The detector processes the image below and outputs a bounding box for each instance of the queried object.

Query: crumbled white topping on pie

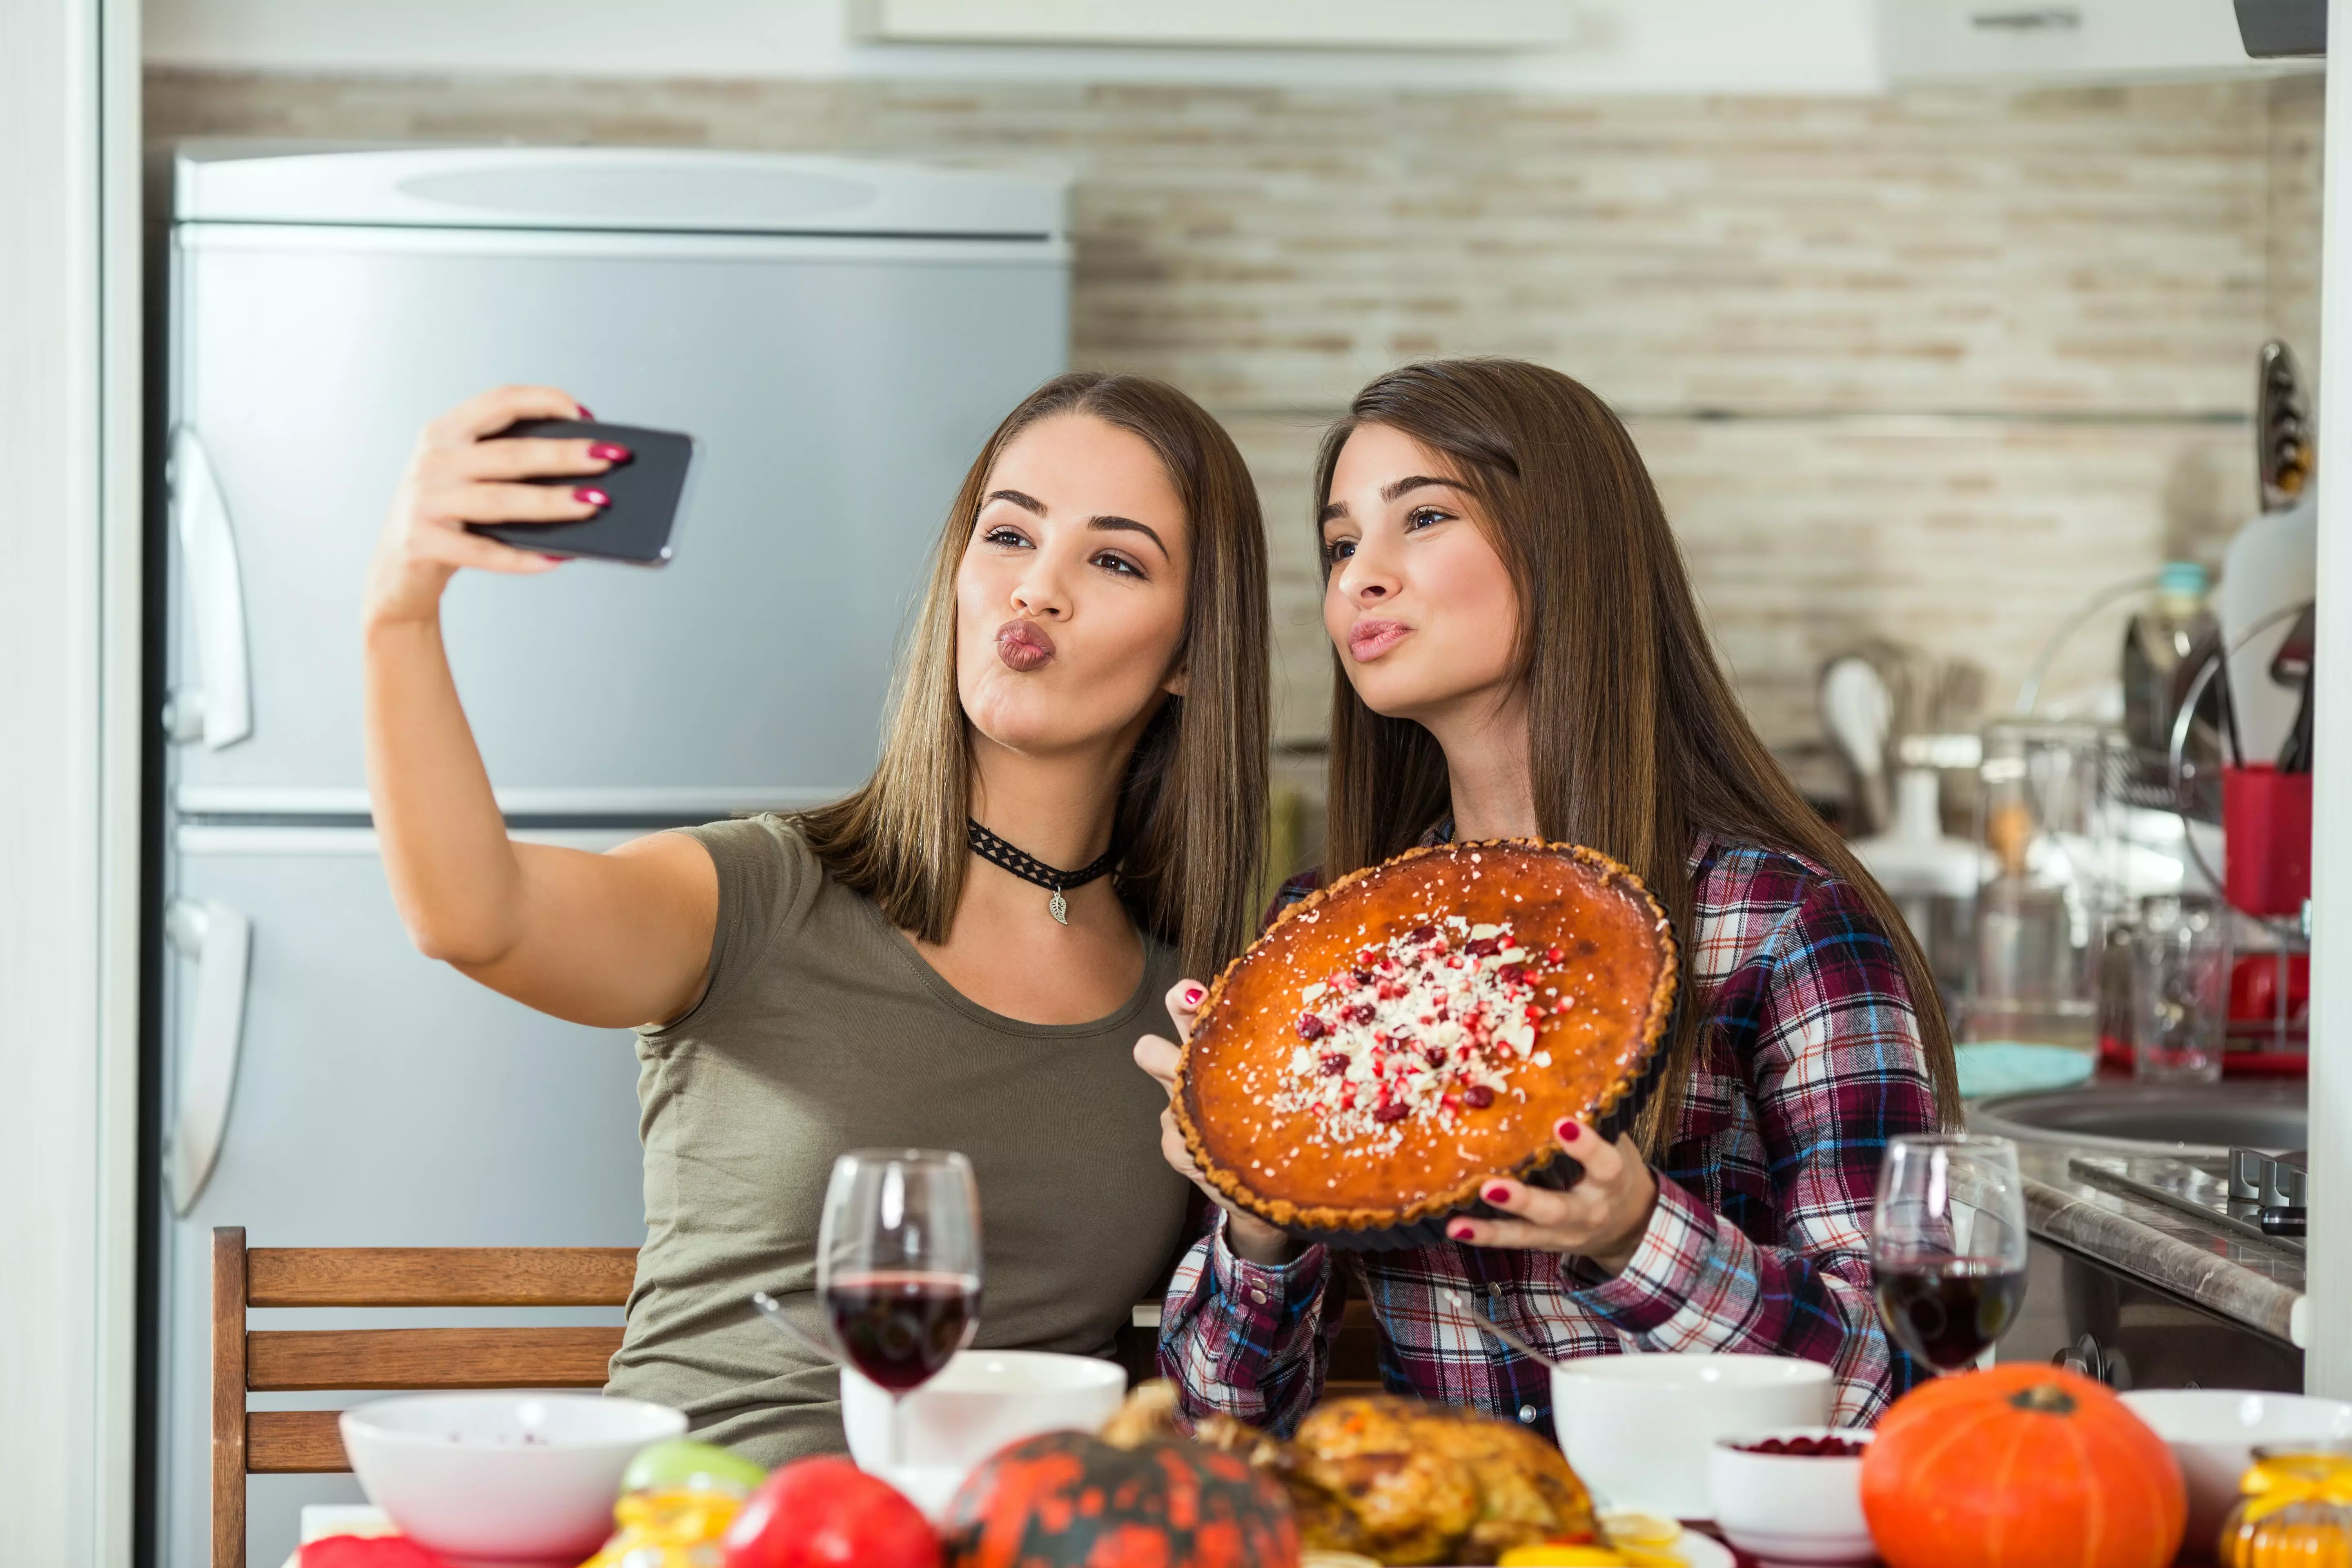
[1274,917,1574,1155]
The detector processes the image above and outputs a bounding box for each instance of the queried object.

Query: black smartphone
[466,418,697,566]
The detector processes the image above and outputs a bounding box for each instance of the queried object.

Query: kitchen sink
[1967,1081,2307,1156]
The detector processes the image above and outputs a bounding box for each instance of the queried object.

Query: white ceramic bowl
[1708,1427,1875,1566]
[2121,1389,2352,1557]
[340,1392,686,1566]
[841,1350,1129,1518]
[1551,1354,1833,1519]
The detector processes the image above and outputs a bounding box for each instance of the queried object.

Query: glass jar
[2218,1446,2352,1568]
[2131,895,2230,1083]
[1965,722,2124,1061]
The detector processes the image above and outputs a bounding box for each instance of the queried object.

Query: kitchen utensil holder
[2221,765,2312,917]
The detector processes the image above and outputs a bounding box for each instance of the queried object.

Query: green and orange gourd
[943,1430,1299,1568]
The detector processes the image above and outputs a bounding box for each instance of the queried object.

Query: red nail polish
[1449,1222,1474,1241]
[1485,1184,1511,1204]
[541,554,566,564]
[575,403,595,419]
[1183,986,1205,1005]
[587,442,631,462]
[574,487,610,506]
[1557,1120,1580,1142]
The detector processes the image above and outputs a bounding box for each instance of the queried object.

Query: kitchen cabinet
[1877,0,2287,82]
[853,0,1585,49]
[2000,1238,2303,1392]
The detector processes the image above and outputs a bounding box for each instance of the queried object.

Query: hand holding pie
[1449,1121,1659,1276]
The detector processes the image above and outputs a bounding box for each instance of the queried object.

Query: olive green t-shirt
[604,814,1191,1465]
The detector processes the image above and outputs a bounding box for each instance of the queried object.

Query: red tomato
[722,1457,941,1568]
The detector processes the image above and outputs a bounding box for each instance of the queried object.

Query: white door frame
[0,0,145,1563]
[2311,2,2352,1398]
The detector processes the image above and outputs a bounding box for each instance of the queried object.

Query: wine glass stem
[888,1392,902,1471]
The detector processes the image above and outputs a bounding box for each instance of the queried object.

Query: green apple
[622,1437,768,1497]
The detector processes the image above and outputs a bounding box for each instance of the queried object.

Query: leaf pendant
[1049,890,1068,925]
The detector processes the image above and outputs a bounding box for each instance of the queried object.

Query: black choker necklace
[967,819,1120,925]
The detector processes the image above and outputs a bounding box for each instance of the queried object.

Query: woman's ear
[1163,664,1190,698]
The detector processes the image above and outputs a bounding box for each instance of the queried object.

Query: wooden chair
[211,1226,637,1568]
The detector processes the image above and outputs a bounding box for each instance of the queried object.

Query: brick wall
[147,69,2321,755]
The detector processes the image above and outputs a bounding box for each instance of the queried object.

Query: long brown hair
[801,372,1269,978]
[1315,359,1960,1145]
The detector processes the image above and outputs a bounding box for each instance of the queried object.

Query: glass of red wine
[819,1148,983,1468]
[1869,1133,2030,1375]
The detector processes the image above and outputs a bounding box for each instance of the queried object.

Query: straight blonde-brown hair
[1315,359,1962,1148]
[801,372,1270,978]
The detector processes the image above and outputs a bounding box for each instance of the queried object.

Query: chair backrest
[211,1226,638,1568]
[1328,1298,1384,1396]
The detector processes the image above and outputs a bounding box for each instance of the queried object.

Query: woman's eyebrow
[1090,514,1168,558]
[1383,475,1473,503]
[984,488,1046,514]
[1320,475,1471,525]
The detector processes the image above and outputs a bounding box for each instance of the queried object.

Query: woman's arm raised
[363,384,717,1030]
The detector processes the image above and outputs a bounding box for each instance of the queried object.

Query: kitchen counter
[2011,1140,2307,1350]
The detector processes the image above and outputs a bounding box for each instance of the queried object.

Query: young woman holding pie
[365,372,1268,1462]
[1137,357,1961,1433]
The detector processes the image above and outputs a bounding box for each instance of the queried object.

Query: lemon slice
[1615,1545,1689,1568]
[1600,1511,1684,1548]
[1497,1546,1629,1568]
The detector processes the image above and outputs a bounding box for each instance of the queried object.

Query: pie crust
[1173,839,1678,1239]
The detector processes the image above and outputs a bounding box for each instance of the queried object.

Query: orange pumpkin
[1861,1365,2185,1568]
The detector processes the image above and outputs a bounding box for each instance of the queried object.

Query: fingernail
[1556,1120,1580,1142]
[587,442,631,462]
[1449,1222,1474,1241]
[1485,1184,1511,1204]
[573,487,610,506]
[575,403,595,419]
[1183,986,1205,1006]
[541,554,566,564]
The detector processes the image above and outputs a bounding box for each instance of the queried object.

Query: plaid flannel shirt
[1158,832,1938,1439]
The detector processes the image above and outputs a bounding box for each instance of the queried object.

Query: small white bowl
[841,1350,1128,1518]
[1709,1427,1875,1566]
[1551,1354,1834,1519]
[340,1392,686,1566]
[2121,1390,2352,1557]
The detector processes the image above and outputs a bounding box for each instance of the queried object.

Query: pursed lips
[1347,617,1412,662]
[996,618,1056,672]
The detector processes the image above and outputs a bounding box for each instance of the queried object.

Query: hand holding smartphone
[468,418,698,566]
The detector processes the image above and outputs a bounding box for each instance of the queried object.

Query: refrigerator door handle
[166,426,254,749]
[165,899,252,1216]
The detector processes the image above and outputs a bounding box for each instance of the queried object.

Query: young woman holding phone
[1139,358,1960,1432]
[366,374,1267,1462]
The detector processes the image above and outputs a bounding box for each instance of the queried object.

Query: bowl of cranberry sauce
[1733,1434,1868,1458]
[1708,1427,1876,1566]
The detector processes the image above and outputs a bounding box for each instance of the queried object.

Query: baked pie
[1174,840,1677,1245]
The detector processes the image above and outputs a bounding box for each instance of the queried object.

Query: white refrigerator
[154,143,1070,1568]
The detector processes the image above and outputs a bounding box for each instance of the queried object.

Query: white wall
[0,0,144,1561]
[141,0,1887,92]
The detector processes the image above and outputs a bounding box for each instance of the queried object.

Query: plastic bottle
[2121,561,2216,758]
